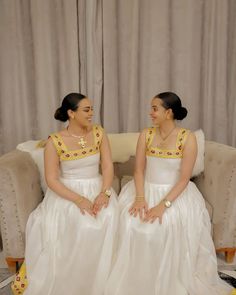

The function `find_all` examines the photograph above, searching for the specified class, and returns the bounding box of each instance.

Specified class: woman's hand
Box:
[129,198,148,220]
[74,197,96,217]
[144,202,166,224]
[93,192,109,214]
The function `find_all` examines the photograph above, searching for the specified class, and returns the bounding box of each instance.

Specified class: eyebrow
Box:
[81,106,93,110]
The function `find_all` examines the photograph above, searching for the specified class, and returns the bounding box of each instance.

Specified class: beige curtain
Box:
[0,0,236,155]
[102,0,236,147]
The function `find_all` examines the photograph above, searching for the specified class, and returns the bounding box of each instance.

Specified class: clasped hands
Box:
[129,198,166,224]
[74,192,109,217]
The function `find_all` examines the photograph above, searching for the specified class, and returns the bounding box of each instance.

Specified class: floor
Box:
[0,251,235,295]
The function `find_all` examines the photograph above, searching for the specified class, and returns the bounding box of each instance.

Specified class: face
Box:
[150,98,172,125]
[68,98,94,127]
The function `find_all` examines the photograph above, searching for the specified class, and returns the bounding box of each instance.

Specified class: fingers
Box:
[93,202,101,211]
[139,208,143,220]
[129,206,136,215]
[93,198,109,215]
[85,206,96,217]
[144,204,148,214]
[80,208,85,215]
[144,212,162,224]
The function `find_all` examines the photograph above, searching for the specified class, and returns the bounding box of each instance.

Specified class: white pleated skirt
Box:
[24,176,118,295]
[105,180,233,295]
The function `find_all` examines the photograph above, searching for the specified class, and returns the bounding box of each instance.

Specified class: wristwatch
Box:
[103,189,112,198]
[163,199,172,208]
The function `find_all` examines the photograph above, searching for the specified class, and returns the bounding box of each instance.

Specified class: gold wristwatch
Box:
[163,199,172,208]
[103,189,112,198]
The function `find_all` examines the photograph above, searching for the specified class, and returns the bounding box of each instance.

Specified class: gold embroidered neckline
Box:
[150,127,184,152]
[57,126,96,153]
[146,127,189,158]
[50,125,103,161]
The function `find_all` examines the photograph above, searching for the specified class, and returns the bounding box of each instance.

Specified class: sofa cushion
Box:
[192,129,205,177]
[17,141,46,193]
[108,133,139,163]
[0,150,43,256]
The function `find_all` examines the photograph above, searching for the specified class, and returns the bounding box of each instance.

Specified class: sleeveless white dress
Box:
[105,128,233,295]
[24,125,118,295]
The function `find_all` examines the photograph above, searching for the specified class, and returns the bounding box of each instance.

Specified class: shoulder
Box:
[139,127,155,138]
[180,129,197,151]
[93,124,104,134]
[138,127,155,146]
[46,132,64,153]
[47,132,62,144]
[179,128,195,140]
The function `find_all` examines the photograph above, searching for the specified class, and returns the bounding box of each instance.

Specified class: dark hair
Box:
[54,93,86,122]
[155,92,188,120]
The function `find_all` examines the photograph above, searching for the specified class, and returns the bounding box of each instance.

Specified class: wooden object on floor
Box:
[216,248,236,263]
[6,257,24,273]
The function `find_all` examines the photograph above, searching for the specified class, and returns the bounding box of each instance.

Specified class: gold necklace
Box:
[67,126,87,148]
[158,126,176,147]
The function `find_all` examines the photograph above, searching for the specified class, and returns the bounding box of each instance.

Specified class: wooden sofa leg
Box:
[216,248,236,263]
[225,249,236,263]
[6,257,24,273]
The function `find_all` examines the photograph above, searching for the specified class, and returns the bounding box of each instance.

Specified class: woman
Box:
[23,93,118,295]
[105,92,234,295]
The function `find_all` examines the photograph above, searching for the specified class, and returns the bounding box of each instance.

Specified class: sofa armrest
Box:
[193,141,236,249]
[0,150,43,258]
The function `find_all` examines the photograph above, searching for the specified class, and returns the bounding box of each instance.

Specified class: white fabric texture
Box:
[24,153,118,295]
[105,156,233,295]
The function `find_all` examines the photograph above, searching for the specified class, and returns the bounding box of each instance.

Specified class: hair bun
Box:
[174,107,188,120]
[54,107,68,122]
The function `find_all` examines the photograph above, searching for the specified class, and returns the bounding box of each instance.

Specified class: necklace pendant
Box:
[77,137,87,148]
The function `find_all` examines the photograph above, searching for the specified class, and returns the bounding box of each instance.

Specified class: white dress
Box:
[24,125,118,295]
[105,128,233,295]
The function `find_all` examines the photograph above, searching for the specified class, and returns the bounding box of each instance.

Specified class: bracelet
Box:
[75,196,84,205]
[135,196,145,202]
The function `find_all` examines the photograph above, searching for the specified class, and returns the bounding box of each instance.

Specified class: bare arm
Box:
[93,130,114,213]
[145,132,197,223]
[134,130,147,197]
[100,131,114,192]
[129,130,148,219]
[44,138,95,216]
[44,139,81,202]
[163,132,197,202]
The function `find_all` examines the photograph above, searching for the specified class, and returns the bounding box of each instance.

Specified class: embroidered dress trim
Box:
[50,125,103,161]
[145,127,190,159]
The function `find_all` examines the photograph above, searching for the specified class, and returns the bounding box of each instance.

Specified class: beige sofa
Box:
[0,134,236,271]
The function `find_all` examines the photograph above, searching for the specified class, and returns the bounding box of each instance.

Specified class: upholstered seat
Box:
[0,135,235,271]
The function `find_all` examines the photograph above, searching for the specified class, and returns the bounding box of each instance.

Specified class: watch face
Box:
[105,189,112,197]
[165,200,171,208]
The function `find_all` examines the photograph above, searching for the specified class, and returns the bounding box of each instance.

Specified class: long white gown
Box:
[24,125,118,295]
[105,128,234,295]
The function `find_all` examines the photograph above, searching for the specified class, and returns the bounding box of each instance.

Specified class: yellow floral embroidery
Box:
[50,125,103,161]
[145,127,190,159]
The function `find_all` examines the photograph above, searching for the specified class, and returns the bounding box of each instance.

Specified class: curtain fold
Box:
[0,0,235,154]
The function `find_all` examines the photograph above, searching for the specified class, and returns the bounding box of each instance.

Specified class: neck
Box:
[158,120,176,134]
[67,123,89,136]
